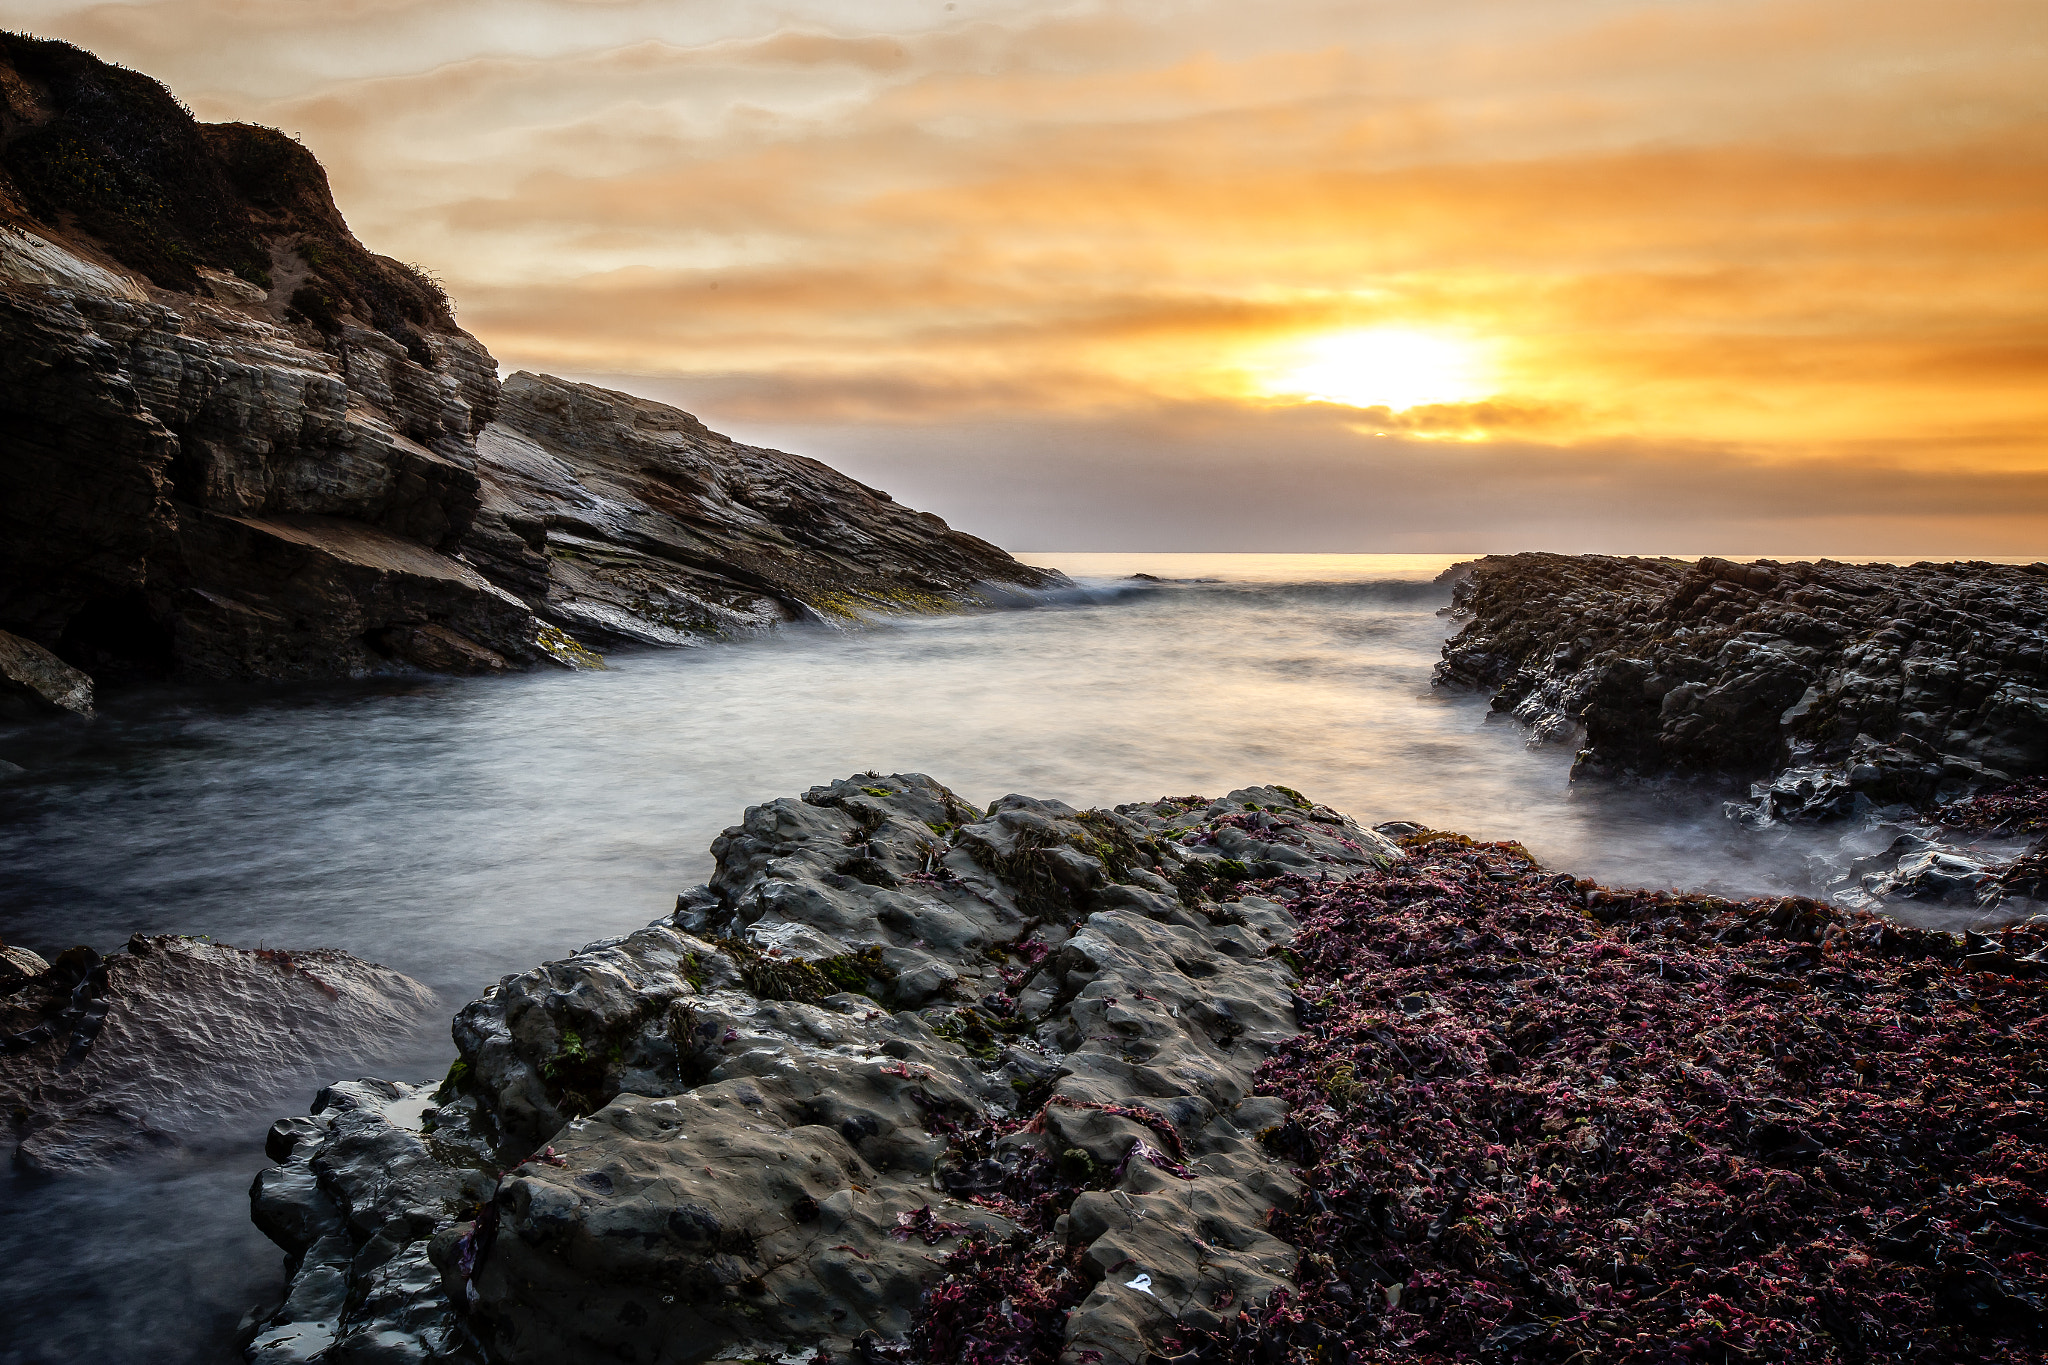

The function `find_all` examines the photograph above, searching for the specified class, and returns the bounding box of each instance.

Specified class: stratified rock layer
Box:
[0,934,439,1172]
[465,373,1058,648]
[1435,553,2048,811]
[0,36,1059,697]
[248,776,1402,1365]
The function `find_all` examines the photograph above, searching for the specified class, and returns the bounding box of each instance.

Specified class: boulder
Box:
[249,778,1403,1364]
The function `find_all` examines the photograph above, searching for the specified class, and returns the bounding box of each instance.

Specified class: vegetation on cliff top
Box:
[0,31,450,344]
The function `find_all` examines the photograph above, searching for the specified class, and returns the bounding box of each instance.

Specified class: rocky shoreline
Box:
[1437,552,2048,922]
[212,775,2046,1365]
[0,34,1059,726]
[1436,552,2048,801]
[240,775,1376,1364]
[5,31,2047,1365]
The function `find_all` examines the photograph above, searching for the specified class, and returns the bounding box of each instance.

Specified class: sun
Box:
[1261,328,1490,410]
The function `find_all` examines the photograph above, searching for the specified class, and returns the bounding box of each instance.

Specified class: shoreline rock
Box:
[464,372,1061,651]
[1434,553,2048,917]
[1435,553,2048,794]
[0,35,1063,716]
[246,784,2048,1364]
[246,775,1399,1364]
[0,933,440,1173]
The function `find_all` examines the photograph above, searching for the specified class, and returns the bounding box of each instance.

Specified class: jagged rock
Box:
[0,35,1061,696]
[0,625,93,718]
[0,934,439,1172]
[462,373,1061,648]
[0,49,547,683]
[245,1078,491,1365]
[1435,553,2048,805]
[251,778,1402,1364]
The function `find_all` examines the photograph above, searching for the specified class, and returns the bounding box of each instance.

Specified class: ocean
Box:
[0,551,1993,1363]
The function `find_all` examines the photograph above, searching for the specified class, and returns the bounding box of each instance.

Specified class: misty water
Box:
[0,553,1927,1363]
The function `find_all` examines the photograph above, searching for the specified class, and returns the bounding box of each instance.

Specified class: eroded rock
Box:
[251,777,1402,1363]
[1436,553,2048,805]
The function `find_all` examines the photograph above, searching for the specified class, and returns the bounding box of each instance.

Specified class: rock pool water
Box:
[0,552,1924,1364]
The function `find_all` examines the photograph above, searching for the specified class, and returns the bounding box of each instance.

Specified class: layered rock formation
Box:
[462,372,1056,649]
[247,775,1401,1364]
[0,933,439,1172]
[0,34,1057,699]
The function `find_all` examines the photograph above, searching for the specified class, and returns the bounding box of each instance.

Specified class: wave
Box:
[998,575,1456,609]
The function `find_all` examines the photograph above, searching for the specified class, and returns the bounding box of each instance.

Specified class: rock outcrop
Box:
[1435,553,2048,806]
[0,933,439,1172]
[464,373,1057,648]
[1434,553,2048,918]
[247,776,1401,1364]
[0,34,1059,701]
[0,626,93,718]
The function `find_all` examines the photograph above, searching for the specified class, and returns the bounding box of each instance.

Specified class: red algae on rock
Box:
[1159,831,2048,1364]
[1938,781,2048,839]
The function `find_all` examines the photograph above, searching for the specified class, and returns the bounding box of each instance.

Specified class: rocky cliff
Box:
[0,34,1056,698]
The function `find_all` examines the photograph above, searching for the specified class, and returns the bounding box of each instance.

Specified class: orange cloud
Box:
[18,0,2047,545]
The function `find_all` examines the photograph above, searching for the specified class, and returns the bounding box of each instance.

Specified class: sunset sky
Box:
[18,0,2047,553]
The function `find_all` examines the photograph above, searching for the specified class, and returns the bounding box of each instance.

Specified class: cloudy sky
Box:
[18,0,2046,553]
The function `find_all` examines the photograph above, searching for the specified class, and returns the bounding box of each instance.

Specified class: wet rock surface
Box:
[0,36,1059,706]
[251,776,1401,1364]
[1436,553,2048,918]
[1436,553,2048,791]
[0,934,439,1172]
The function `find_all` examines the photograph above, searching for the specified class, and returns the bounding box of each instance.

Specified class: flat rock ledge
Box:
[245,776,1402,1365]
[0,934,439,1172]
